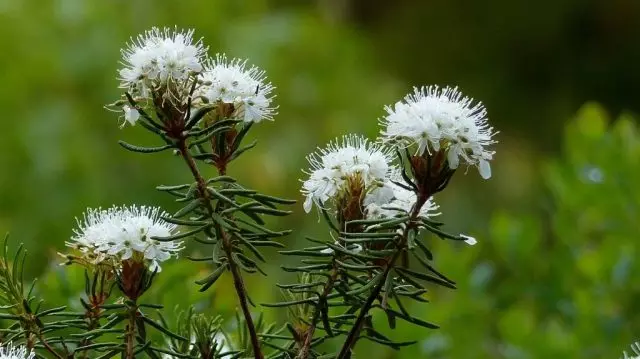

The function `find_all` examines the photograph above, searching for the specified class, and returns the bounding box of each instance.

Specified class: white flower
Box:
[380,86,497,179]
[67,205,183,271]
[119,27,206,101]
[122,105,140,127]
[459,234,477,246]
[301,134,395,213]
[622,341,640,359]
[195,54,276,123]
[0,344,34,359]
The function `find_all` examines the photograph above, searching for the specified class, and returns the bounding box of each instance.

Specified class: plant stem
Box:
[36,332,65,359]
[177,139,264,359]
[295,269,339,359]
[336,195,428,359]
[125,303,138,359]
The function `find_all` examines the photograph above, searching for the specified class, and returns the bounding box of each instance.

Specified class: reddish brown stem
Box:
[124,303,138,359]
[177,139,263,359]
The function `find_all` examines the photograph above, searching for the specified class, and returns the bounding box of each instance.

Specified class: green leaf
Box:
[141,315,189,341]
[173,199,202,218]
[195,263,228,292]
[118,140,174,153]
[395,267,456,289]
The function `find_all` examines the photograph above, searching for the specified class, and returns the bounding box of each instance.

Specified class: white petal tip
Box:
[479,160,491,179]
[460,234,477,246]
[303,196,313,213]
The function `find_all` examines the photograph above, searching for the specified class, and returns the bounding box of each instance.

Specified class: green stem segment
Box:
[177,139,264,359]
[336,195,428,359]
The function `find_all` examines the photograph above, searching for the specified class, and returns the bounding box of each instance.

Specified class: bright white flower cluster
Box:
[116,28,277,126]
[301,135,395,213]
[119,27,206,101]
[195,55,276,123]
[0,344,33,359]
[622,341,640,359]
[67,205,182,272]
[380,86,496,179]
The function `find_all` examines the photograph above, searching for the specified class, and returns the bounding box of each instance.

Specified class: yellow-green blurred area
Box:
[1,0,639,358]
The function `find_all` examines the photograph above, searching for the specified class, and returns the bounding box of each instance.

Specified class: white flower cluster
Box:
[380,86,496,179]
[300,86,494,247]
[119,27,207,101]
[0,344,33,359]
[301,135,395,213]
[301,136,442,221]
[67,205,182,272]
[196,55,276,123]
[117,27,275,126]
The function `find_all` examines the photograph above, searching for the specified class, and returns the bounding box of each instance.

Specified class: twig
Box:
[177,139,264,359]
[124,303,138,359]
[36,332,65,359]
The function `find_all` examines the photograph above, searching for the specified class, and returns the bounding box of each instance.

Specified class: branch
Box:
[36,332,65,359]
[124,303,138,359]
[176,139,264,359]
[336,195,428,359]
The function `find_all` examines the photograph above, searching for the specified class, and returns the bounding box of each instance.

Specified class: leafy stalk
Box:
[176,138,264,359]
[336,194,429,359]
[124,301,138,359]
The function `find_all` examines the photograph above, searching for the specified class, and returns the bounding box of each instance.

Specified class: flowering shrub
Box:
[0,26,499,359]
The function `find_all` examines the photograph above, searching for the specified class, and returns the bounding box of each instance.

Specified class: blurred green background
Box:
[1,0,639,357]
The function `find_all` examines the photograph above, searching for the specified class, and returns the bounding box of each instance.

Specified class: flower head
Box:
[0,344,34,359]
[301,135,395,213]
[195,54,276,123]
[67,205,182,272]
[119,27,206,102]
[380,86,497,179]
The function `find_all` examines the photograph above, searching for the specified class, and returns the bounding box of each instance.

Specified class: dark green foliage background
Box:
[0,0,638,357]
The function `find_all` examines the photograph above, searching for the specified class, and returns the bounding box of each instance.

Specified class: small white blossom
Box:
[195,54,276,123]
[122,105,140,127]
[622,341,640,359]
[118,27,206,102]
[301,134,395,213]
[365,180,440,220]
[0,344,34,359]
[67,205,183,272]
[380,86,497,179]
[459,234,477,246]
